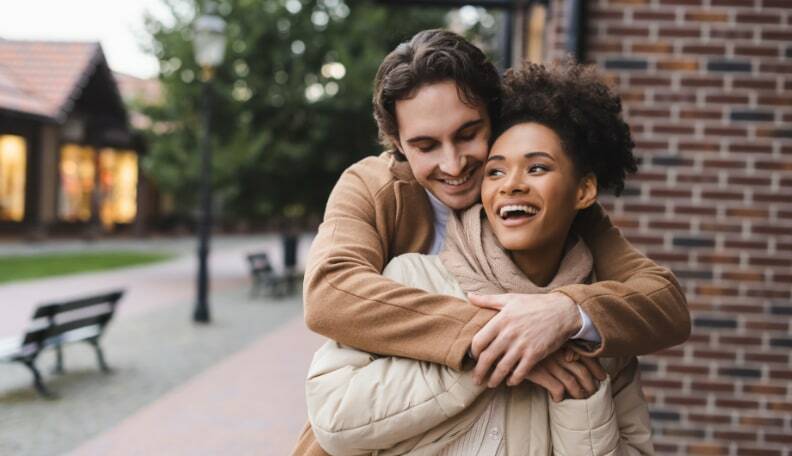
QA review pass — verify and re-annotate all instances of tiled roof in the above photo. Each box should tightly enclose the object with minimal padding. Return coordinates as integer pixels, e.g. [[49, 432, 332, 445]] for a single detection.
[[0, 39, 102, 122]]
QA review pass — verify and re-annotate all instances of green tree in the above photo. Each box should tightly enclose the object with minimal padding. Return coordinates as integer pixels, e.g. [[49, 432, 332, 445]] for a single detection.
[[141, 0, 493, 225]]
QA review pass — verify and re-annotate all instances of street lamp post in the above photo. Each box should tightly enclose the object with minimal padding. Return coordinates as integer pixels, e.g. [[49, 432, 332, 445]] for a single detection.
[[192, 2, 226, 323]]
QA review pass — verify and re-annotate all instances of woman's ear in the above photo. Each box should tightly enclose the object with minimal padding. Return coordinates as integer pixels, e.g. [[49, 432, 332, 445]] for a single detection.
[[576, 174, 598, 210]]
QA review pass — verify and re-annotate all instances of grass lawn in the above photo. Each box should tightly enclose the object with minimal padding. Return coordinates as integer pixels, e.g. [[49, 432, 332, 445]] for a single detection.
[[0, 251, 174, 284]]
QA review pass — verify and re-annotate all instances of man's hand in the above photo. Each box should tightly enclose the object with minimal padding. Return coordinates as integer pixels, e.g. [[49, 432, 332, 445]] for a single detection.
[[468, 292, 582, 387], [524, 348, 607, 402]]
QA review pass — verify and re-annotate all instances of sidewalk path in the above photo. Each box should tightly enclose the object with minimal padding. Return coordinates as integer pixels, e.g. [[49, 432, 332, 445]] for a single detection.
[[71, 316, 324, 456], [0, 234, 313, 339]]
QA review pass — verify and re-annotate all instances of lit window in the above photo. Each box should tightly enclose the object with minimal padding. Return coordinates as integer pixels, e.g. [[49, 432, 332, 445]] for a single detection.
[[0, 135, 27, 222], [525, 3, 547, 63], [59, 144, 96, 221], [99, 148, 138, 227]]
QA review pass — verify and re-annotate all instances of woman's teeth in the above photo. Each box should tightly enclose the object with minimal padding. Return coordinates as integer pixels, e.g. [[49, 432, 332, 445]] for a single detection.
[[499, 205, 539, 219]]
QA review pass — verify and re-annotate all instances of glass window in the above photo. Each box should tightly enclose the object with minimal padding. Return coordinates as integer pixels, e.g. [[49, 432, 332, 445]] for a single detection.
[[0, 135, 27, 222], [59, 144, 96, 221], [99, 148, 138, 227], [526, 3, 547, 63]]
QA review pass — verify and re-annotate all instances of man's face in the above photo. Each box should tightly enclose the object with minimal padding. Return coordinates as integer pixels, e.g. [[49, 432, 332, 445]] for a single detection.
[[481, 122, 595, 254], [394, 81, 490, 210]]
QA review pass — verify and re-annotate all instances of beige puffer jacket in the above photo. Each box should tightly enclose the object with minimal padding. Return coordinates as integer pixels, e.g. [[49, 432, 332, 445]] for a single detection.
[[306, 254, 654, 456]]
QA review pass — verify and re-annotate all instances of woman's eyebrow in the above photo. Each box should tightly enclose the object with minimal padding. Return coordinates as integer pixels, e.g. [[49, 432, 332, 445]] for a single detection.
[[524, 151, 553, 160]]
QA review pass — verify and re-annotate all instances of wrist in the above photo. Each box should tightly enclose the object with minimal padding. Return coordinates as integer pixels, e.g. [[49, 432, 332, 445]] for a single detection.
[[553, 292, 582, 338]]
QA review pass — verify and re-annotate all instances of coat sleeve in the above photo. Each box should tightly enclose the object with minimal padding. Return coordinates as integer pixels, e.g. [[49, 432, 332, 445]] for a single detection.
[[305, 255, 485, 456], [303, 164, 494, 370], [547, 359, 654, 456], [557, 203, 691, 357]]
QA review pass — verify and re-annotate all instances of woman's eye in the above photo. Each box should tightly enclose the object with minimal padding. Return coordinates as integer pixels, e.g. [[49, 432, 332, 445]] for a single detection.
[[486, 168, 504, 177], [528, 164, 548, 174]]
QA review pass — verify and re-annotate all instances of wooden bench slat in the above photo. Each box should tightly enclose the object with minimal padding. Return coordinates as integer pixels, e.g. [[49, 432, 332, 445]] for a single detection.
[[33, 290, 124, 318]]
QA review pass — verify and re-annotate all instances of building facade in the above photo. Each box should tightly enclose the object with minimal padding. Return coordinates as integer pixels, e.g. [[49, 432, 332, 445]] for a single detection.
[[0, 40, 146, 239]]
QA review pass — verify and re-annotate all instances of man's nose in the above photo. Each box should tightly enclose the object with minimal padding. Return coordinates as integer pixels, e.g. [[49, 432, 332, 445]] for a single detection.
[[439, 145, 466, 176]]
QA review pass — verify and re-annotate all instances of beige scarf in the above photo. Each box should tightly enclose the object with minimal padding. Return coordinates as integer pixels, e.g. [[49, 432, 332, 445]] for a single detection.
[[439, 204, 593, 295]]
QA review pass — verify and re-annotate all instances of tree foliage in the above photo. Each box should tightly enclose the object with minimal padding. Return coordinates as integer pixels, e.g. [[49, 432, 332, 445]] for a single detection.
[[140, 0, 495, 224]]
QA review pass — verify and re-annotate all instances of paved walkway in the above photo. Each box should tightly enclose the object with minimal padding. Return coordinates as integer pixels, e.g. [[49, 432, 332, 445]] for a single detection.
[[0, 234, 314, 338], [0, 234, 324, 455]]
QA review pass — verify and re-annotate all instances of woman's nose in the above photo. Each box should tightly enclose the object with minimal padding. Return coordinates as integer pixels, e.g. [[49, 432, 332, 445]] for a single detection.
[[501, 172, 527, 194]]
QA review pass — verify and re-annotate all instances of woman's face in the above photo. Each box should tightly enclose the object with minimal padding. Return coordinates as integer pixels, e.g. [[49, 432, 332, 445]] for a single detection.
[[481, 122, 596, 254], [394, 80, 491, 210]]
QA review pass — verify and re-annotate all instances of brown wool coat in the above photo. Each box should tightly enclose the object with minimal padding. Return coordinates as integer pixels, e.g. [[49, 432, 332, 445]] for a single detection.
[[292, 153, 690, 456]]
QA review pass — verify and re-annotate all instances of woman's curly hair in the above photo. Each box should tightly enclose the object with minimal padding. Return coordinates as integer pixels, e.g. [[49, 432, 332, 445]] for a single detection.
[[495, 60, 637, 195]]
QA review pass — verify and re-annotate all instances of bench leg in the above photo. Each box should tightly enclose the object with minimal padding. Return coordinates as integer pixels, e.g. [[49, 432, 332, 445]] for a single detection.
[[53, 343, 64, 374], [21, 359, 55, 399], [89, 339, 112, 373]]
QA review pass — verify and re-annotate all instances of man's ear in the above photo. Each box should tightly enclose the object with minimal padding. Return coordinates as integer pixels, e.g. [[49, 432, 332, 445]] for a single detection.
[[576, 173, 598, 210]]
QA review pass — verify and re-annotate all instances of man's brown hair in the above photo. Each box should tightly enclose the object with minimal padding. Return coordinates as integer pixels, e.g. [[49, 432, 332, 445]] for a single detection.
[[372, 29, 502, 160]]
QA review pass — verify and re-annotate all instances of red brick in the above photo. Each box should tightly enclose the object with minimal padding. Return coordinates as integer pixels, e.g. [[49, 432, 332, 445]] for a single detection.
[[753, 224, 792, 236], [737, 12, 782, 24], [760, 62, 792, 74], [722, 271, 764, 281], [630, 76, 672, 87], [654, 91, 697, 103], [713, 430, 756, 442], [677, 173, 719, 184], [679, 110, 721, 121], [749, 256, 792, 267], [765, 432, 792, 443], [746, 288, 790, 299], [765, 402, 792, 413], [692, 380, 735, 393], [629, 108, 671, 119], [634, 10, 676, 21], [753, 192, 792, 203], [690, 413, 731, 424], [697, 284, 739, 295], [683, 44, 727, 55], [657, 59, 699, 71], [631, 42, 673, 54], [687, 443, 729, 455], [736, 446, 782, 456], [705, 94, 749, 104], [666, 394, 707, 406], [761, 29, 792, 41], [716, 398, 760, 409], [744, 351, 788, 363], [721, 304, 764, 314], [744, 320, 788, 333], [769, 369, 792, 380], [728, 143, 773, 154], [685, 11, 729, 22], [681, 76, 724, 88], [734, 45, 780, 58], [642, 378, 684, 389], [758, 95, 792, 106], [711, 0, 755, 5], [743, 384, 787, 395], [739, 415, 784, 428], [676, 204, 717, 215], [649, 220, 691, 230], [658, 0, 703, 4], [651, 187, 693, 198], [699, 222, 741, 233], [724, 208, 767, 219], [668, 363, 709, 375], [732, 78, 777, 90], [693, 349, 736, 361], [727, 175, 771, 186], [607, 25, 650, 37], [720, 335, 762, 346], [703, 126, 748, 137], [701, 190, 743, 201], [709, 28, 754, 40], [702, 159, 744, 169]]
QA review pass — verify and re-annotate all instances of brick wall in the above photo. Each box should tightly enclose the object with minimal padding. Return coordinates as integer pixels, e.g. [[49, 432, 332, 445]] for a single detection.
[[543, 0, 792, 454]]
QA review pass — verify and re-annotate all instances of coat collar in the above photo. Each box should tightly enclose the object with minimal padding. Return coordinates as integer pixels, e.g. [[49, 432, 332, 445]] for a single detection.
[[384, 152, 417, 182]]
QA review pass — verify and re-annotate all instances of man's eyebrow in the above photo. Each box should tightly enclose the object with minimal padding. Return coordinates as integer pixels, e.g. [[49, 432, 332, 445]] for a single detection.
[[404, 118, 484, 145]]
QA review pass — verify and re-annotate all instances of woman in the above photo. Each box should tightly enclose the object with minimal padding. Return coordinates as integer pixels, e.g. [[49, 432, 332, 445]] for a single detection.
[[293, 29, 688, 455], [306, 61, 654, 455]]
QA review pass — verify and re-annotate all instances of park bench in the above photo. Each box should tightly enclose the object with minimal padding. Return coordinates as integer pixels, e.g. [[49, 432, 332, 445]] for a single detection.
[[0, 289, 124, 398], [246, 252, 287, 297]]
